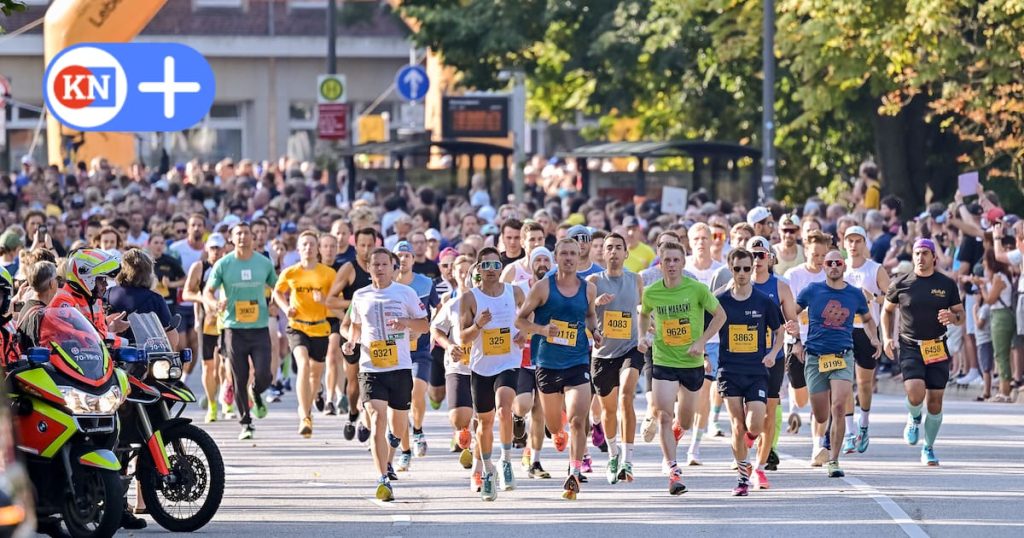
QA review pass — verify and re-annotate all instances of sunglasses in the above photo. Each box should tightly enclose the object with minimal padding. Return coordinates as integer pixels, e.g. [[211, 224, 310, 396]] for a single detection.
[[479, 260, 503, 271], [732, 266, 753, 273], [782, 228, 798, 234], [712, 232, 726, 241], [752, 251, 768, 260], [825, 260, 845, 267], [175, 228, 187, 235]]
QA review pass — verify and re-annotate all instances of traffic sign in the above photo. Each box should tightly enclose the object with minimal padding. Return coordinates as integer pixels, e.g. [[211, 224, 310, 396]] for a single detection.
[[317, 103, 348, 140], [395, 65, 429, 101], [318, 74, 347, 104]]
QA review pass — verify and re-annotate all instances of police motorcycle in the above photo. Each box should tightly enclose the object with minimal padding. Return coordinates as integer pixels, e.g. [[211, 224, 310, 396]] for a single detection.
[[114, 312, 224, 532], [6, 308, 129, 538]]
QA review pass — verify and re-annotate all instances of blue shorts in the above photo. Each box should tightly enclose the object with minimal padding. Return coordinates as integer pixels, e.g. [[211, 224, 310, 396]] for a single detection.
[[412, 357, 432, 383], [705, 342, 720, 381]]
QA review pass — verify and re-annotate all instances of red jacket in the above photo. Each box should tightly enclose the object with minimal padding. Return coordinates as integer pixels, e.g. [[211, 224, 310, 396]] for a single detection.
[[50, 287, 125, 348]]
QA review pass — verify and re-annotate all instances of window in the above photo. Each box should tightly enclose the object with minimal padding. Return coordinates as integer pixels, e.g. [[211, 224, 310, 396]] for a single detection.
[[3, 103, 47, 171], [288, 101, 317, 161], [193, 0, 244, 9], [288, 0, 326, 8]]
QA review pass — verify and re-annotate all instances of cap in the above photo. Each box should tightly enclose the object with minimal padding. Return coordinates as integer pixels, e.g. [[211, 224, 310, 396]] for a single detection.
[[747, 206, 771, 225], [844, 226, 867, 239], [220, 214, 242, 231], [439, 247, 458, 260], [20, 155, 34, 165], [985, 207, 1006, 224], [477, 205, 496, 224], [529, 246, 553, 266], [913, 238, 936, 253], [425, 228, 442, 242], [0, 231, 23, 250], [205, 233, 226, 249], [281, 222, 298, 234], [622, 215, 640, 228], [481, 224, 499, 236], [779, 213, 800, 229], [565, 213, 585, 226], [392, 241, 414, 254], [745, 236, 772, 251], [567, 224, 592, 242]]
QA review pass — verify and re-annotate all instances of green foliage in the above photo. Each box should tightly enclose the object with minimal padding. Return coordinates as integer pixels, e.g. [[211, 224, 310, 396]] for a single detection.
[[0, 0, 26, 25]]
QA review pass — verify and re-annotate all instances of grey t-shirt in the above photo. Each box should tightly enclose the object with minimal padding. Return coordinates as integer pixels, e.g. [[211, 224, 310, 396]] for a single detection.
[[592, 270, 640, 359]]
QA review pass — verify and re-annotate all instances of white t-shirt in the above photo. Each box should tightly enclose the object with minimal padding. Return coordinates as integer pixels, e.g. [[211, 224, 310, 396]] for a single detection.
[[126, 230, 149, 248], [784, 264, 826, 341], [431, 293, 471, 376], [171, 239, 203, 306], [844, 257, 882, 328], [351, 282, 427, 373], [686, 256, 724, 343]]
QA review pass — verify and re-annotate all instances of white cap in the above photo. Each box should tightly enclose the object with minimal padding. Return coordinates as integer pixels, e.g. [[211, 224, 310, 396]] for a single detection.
[[747, 206, 771, 225], [205, 233, 227, 249], [745, 236, 772, 251], [844, 226, 867, 239], [425, 228, 442, 242]]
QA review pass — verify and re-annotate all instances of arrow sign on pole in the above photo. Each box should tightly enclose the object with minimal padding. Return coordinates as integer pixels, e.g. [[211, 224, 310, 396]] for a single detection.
[[396, 65, 429, 101]]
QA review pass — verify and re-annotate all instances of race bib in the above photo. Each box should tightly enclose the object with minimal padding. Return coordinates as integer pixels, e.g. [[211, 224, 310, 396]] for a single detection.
[[483, 328, 512, 356], [240, 269, 252, 281], [203, 315, 219, 335], [728, 324, 758, 354], [853, 314, 865, 325], [919, 339, 948, 365], [547, 320, 578, 347], [458, 344, 472, 365], [818, 353, 847, 373], [799, 310, 809, 325], [766, 327, 773, 348], [603, 311, 632, 340], [369, 339, 398, 368], [410, 335, 419, 352], [662, 318, 692, 346], [235, 300, 259, 323]]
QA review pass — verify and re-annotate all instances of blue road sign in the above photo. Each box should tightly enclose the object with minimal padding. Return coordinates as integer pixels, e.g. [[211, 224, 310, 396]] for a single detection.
[[44, 43, 215, 132], [395, 65, 429, 101]]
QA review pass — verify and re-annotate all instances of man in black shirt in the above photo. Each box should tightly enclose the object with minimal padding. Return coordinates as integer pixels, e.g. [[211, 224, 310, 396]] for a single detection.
[[410, 230, 440, 280], [881, 238, 964, 467], [498, 219, 524, 267], [331, 218, 356, 269]]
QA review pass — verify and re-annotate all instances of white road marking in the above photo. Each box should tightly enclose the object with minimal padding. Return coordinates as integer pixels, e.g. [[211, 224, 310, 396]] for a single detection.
[[392, 515, 411, 526]]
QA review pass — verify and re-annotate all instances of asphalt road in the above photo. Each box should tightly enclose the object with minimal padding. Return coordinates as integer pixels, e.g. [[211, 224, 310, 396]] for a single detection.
[[127, 381, 1024, 538]]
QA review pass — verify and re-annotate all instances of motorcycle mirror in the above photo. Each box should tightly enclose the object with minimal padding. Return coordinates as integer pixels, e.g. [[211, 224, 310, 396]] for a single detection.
[[180, 348, 193, 363], [117, 346, 147, 364], [26, 347, 50, 365]]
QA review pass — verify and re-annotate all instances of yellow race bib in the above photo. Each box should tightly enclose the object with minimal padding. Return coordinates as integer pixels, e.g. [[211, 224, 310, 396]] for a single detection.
[[235, 300, 259, 323], [799, 310, 809, 325], [662, 318, 693, 346], [483, 328, 512, 356], [853, 314, 865, 325], [547, 320, 578, 347], [458, 344, 472, 365], [728, 324, 758, 354], [369, 339, 398, 368], [603, 311, 632, 340], [818, 353, 847, 373], [410, 335, 418, 352], [766, 327, 773, 348], [920, 339, 948, 365]]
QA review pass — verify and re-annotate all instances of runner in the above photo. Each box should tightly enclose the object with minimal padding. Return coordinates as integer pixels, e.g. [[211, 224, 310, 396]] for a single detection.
[[318, 232, 344, 416], [182, 233, 229, 422], [327, 227, 377, 442], [881, 238, 964, 466], [842, 225, 890, 453], [715, 249, 784, 495], [171, 213, 206, 364], [343, 247, 429, 502], [203, 222, 278, 440], [460, 247, 527, 500], [773, 214, 805, 275], [515, 238, 602, 500], [795, 250, 879, 478], [429, 248, 460, 408], [498, 219, 525, 267], [501, 221, 546, 284], [273, 230, 337, 438], [587, 232, 644, 484], [640, 241, 726, 495], [393, 241, 441, 469], [430, 255, 475, 469]]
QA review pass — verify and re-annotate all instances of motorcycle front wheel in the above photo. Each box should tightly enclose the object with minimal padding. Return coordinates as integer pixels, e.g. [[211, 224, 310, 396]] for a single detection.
[[61, 467, 123, 538], [138, 423, 225, 532]]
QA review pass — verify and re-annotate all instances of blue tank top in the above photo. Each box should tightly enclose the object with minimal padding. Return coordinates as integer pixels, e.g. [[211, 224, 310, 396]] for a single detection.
[[531, 277, 590, 369], [753, 275, 783, 358], [409, 273, 438, 361]]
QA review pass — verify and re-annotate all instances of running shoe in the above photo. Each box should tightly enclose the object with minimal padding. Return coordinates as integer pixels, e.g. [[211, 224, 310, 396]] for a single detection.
[[672, 420, 683, 442], [553, 431, 568, 452], [238, 425, 254, 440], [827, 460, 845, 478], [753, 469, 770, 489], [904, 416, 921, 446], [205, 402, 218, 424], [521, 447, 531, 469], [396, 451, 412, 472], [668, 468, 687, 496], [787, 411, 801, 434], [458, 428, 472, 450], [710, 422, 726, 437], [324, 401, 337, 416], [386, 430, 401, 449], [513, 416, 528, 448], [471, 472, 482, 492], [732, 480, 750, 497], [842, 433, 857, 455], [529, 461, 551, 479], [642, 415, 658, 443], [618, 461, 634, 483], [338, 394, 349, 415], [250, 389, 268, 419], [282, 378, 293, 392], [459, 448, 474, 470], [429, 398, 442, 410], [766, 449, 780, 471], [222, 403, 236, 420], [812, 446, 829, 467], [450, 436, 460, 453], [413, 433, 427, 457], [856, 426, 870, 453], [387, 463, 399, 481], [822, 430, 831, 451], [376, 480, 394, 502], [581, 454, 593, 473], [607, 452, 621, 484], [561, 474, 580, 500], [500, 460, 516, 491], [357, 423, 371, 443], [687, 447, 702, 466], [265, 388, 282, 404], [578, 473, 589, 484], [591, 423, 606, 450], [921, 446, 939, 466], [299, 417, 313, 438], [481, 472, 498, 501], [344, 421, 356, 441], [222, 382, 235, 407]]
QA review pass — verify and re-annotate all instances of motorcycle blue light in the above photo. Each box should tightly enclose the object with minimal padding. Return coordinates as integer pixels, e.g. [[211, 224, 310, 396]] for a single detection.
[[118, 347, 145, 364], [181, 348, 193, 363], [27, 347, 50, 364]]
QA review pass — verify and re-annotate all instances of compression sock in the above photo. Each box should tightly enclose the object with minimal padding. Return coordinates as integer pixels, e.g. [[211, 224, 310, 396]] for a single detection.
[[924, 412, 943, 447]]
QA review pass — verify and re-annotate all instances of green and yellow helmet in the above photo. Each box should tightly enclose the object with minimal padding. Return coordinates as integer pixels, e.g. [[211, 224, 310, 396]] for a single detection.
[[65, 248, 120, 300]]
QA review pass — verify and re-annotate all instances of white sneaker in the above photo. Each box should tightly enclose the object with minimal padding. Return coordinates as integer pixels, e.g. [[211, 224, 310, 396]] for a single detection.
[[687, 447, 702, 466], [710, 423, 726, 437], [642, 415, 658, 443], [811, 446, 829, 467], [957, 369, 982, 386]]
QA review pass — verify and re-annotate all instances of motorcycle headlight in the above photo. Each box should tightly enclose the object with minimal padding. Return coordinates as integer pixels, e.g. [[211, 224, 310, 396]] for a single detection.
[[150, 359, 181, 381], [58, 386, 123, 415]]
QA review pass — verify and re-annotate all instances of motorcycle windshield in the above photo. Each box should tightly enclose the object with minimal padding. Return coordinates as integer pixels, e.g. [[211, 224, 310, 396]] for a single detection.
[[38, 307, 109, 381], [127, 312, 174, 355]]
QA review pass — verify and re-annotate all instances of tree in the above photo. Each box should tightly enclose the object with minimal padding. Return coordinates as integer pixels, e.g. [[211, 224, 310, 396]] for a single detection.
[[1, 0, 26, 25]]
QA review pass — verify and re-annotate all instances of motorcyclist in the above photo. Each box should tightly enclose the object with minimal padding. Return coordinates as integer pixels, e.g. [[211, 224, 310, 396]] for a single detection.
[[49, 249, 129, 346]]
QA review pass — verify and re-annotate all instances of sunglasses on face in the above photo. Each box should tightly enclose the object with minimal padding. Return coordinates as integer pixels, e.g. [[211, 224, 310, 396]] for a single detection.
[[479, 260, 503, 271], [825, 260, 845, 267], [712, 233, 726, 241], [782, 228, 798, 234], [732, 265, 753, 273], [175, 228, 187, 235], [752, 251, 768, 260]]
